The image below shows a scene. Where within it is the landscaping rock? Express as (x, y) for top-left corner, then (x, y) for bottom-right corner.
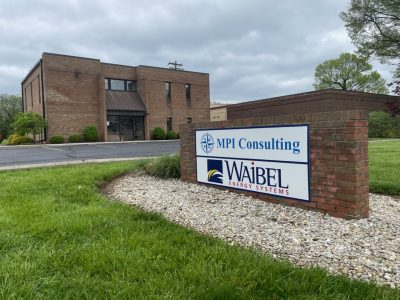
(108, 174), (400, 289)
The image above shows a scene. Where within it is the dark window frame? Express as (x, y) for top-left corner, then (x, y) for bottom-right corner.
(165, 82), (171, 104)
(38, 75), (41, 104)
(105, 78), (136, 92)
(167, 117), (172, 132)
(185, 83), (191, 105)
(30, 83), (33, 109)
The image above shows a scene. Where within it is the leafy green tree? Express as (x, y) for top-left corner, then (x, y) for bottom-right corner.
(12, 112), (47, 143)
(313, 52), (388, 94)
(341, 0), (400, 89)
(0, 94), (22, 137)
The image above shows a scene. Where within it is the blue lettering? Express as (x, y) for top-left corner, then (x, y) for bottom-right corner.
(256, 167), (266, 185)
(239, 138), (246, 149)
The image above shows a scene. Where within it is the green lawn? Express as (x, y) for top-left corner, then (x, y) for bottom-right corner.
(0, 162), (398, 298)
(369, 140), (400, 195)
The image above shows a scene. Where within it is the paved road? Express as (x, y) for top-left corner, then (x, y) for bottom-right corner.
(0, 141), (179, 169)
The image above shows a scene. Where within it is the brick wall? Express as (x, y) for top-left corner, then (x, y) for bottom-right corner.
(180, 110), (369, 219)
(42, 53), (104, 140)
(227, 89), (400, 120)
(22, 53), (210, 142)
(137, 66), (210, 139)
(22, 62), (43, 116)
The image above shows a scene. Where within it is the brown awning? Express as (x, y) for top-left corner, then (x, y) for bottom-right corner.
(105, 90), (146, 112)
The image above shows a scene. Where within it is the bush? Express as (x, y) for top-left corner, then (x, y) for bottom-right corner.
(69, 134), (84, 143)
(166, 130), (177, 140)
(49, 135), (64, 144)
(152, 127), (166, 140)
(83, 126), (99, 142)
(12, 112), (46, 142)
(0, 132), (3, 143)
(144, 154), (180, 179)
(369, 111), (400, 138)
(8, 134), (34, 145)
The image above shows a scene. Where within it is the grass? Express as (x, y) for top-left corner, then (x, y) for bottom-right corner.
(1, 138), (7, 145)
(144, 154), (180, 179)
(369, 139), (400, 195)
(0, 162), (399, 298)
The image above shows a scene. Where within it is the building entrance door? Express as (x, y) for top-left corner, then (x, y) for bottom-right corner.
(107, 114), (145, 141)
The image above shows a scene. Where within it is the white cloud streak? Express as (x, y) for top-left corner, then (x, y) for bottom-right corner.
(0, 0), (394, 101)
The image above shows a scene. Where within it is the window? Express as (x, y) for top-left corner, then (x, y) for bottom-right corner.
(186, 117), (192, 124)
(24, 87), (27, 111)
(126, 80), (136, 91)
(105, 78), (136, 91)
(185, 84), (191, 105)
(30, 83), (33, 109)
(165, 82), (171, 104)
(110, 79), (125, 91)
(167, 117), (172, 132)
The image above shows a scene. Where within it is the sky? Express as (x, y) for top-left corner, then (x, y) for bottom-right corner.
(0, 0), (395, 103)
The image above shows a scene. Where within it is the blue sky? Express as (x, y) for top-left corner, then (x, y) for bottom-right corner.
(0, 0), (395, 103)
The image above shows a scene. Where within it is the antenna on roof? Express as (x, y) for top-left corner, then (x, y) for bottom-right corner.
(168, 60), (183, 70)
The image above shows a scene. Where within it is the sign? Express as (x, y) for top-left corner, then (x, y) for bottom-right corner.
(195, 125), (310, 201)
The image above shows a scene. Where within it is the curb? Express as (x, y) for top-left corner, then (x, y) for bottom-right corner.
(0, 157), (155, 171)
(0, 139), (179, 150)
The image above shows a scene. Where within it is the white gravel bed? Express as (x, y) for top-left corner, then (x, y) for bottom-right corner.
(108, 174), (400, 289)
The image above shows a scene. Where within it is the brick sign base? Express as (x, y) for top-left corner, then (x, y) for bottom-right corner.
(180, 110), (369, 219)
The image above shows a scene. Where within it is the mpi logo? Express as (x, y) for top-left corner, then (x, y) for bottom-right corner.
(207, 159), (223, 184)
(201, 133), (214, 154)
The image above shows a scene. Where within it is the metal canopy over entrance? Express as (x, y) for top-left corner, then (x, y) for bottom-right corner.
(105, 90), (146, 141)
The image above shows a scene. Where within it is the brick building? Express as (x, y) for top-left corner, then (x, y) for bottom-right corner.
(21, 53), (210, 142)
(211, 89), (399, 121)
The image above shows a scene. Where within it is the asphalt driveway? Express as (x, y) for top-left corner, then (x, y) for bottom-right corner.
(0, 140), (179, 170)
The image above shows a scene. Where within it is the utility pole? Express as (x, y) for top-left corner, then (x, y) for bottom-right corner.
(168, 60), (183, 70)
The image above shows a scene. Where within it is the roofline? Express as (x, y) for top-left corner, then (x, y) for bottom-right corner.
(21, 60), (41, 85)
(226, 89), (399, 108)
(28, 52), (208, 75)
(138, 65), (209, 75)
(42, 52), (100, 62)
(101, 62), (136, 69)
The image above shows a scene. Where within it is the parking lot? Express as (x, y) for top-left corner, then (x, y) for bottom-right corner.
(0, 140), (180, 169)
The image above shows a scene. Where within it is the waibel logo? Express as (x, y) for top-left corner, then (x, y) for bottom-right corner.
(201, 133), (214, 154)
(207, 159), (223, 184)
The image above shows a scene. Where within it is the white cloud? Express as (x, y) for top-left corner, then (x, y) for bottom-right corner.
(0, 0), (395, 100)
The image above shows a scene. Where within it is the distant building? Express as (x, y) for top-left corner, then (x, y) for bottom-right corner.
(21, 53), (210, 142)
(210, 104), (227, 122)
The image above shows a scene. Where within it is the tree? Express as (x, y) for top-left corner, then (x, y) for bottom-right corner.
(340, 0), (400, 88)
(313, 52), (389, 94)
(12, 112), (47, 143)
(0, 94), (22, 137)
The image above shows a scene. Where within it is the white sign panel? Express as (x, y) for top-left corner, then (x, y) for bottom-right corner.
(195, 125), (310, 201)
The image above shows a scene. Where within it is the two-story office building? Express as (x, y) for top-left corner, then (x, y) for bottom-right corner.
(21, 53), (210, 142)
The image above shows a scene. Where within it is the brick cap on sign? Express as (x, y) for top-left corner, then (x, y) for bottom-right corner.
(212, 89), (399, 110)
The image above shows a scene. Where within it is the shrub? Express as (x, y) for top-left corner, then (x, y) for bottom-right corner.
(144, 154), (180, 179)
(0, 132), (3, 143)
(12, 112), (46, 142)
(152, 127), (166, 140)
(369, 111), (400, 138)
(69, 134), (84, 143)
(8, 134), (34, 145)
(49, 135), (64, 144)
(83, 126), (99, 142)
(166, 130), (177, 140)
